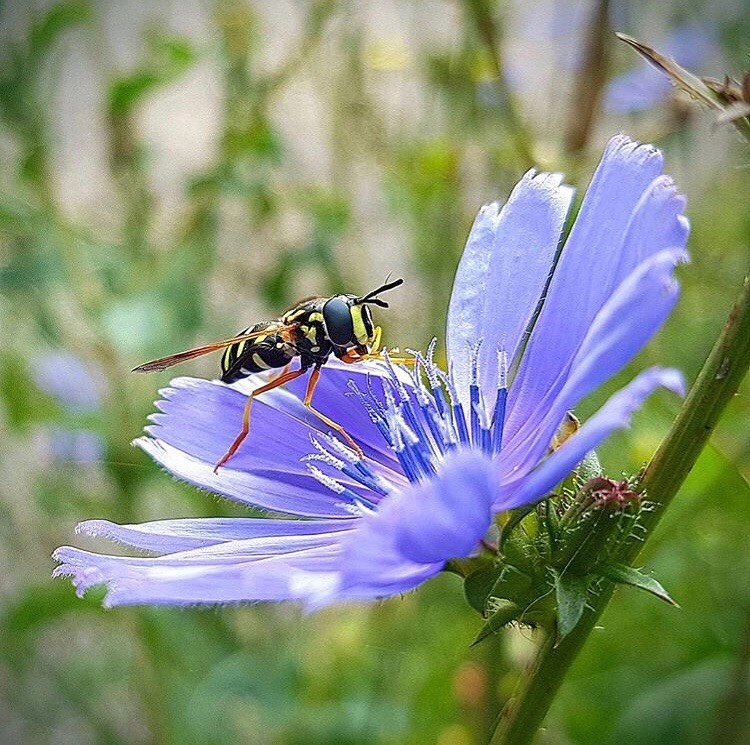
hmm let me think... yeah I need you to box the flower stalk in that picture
[490,273,750,744]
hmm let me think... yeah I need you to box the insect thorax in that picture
[283,299,334,364]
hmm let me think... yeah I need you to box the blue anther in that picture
[452,403,470,445]
[491,387,507,454]
[341,464,387,498]
[419,400,447,455]
[343,487,377,510]
[405,439,436,479]
[432,384,448,418]
[480,425,493,455]
[401,397,428,442]
[470,383,482,447]
[395,444,422,483]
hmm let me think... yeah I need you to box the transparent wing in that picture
[132,325,290,373]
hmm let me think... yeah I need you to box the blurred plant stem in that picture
[564,0,610,158]
[711,609,750,745]
[463,0,535,168]
[490,272,750,743]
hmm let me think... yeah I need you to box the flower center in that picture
[303,341,508,515]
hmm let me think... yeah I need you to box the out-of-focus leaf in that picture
[108,35,196,117]
[1,583,104,665]
[29,2,91,60]
[607,658,733,745]
[0,352,55,430]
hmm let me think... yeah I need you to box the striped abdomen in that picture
[220,323,296,383]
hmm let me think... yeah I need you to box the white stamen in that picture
[497,349,508,389]
[440,366,460,406]
[337,502,365,516]
[382,348,410,402]
[307,465,345,494]
[352,499,377,516]
[470,341,481,386]
[320,433,361,464]
[305,437,346,469]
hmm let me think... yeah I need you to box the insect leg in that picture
[213,366,308,472]
[340,347,415,366]
[303,365,365,459]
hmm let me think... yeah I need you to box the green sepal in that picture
[464,563,502,614]
[490,564,534,604]
[471,599,522,646]
[498,504,536,548]
[594,563,679,607]
[553,570,589,642]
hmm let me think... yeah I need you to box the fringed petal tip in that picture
[606,133,662,164]
[52,548,106,598]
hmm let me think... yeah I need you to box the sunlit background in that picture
[1,0,749,743]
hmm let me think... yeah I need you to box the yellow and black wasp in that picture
[133,278,404,470]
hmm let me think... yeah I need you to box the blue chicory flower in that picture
[33,351,106,413]
[33,351,106,466]
[47,427,105,465]
[54,135,689,609]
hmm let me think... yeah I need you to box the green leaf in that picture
[108,35,196,117]
[489,565,534,603]
[595,563,679,607]
[464,563,501,614]
[553,570,588,642]
[471,599,522,646]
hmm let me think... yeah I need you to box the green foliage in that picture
[595,562,678,607]
[108,35,196,118]
[553,570,589,642]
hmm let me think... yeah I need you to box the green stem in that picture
[489,608,602,745]
[490,274,750,744]
[638,275,750,526]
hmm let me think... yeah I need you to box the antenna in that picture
[355,277,404,308]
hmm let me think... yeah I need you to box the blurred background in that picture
[1,0,749,743]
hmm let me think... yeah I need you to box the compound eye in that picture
[322,296,355,346]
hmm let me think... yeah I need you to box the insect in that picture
[133,278,404,471]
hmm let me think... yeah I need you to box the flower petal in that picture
[447,172,574,406]
[502,248,686,477]
[337,450,497,596]
[138,437,355,519]
[507,136,682,434]
[54,544,341,606]
[76,517,356,553]
[497,367,685,510]
[140,375,395,518]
